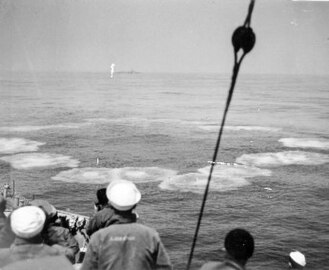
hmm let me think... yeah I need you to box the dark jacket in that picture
[86,206,115,236]
[81,212,172,270]
[0,236,60,267]
[1,255,74,270]
[200,260,246,270]
[0,212,15,248]
[42,224,80,263]
[0,212,6,231]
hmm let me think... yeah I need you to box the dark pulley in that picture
[232,26,256,54]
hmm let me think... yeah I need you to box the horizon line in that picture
[1,70,328,77]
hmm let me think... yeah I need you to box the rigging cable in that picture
[185,1,256,269]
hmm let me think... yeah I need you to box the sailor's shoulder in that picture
[200,261,223,270]
[199,261,242,270]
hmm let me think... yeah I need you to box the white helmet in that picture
[289,250,306,268]
[106,180,141,211]
[10,206,46,239]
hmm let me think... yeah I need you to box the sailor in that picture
[288,250,306,269]
[0,256,74,270]
[0,206,63,267]
[85,188,115,237]
[0,195,15,248]
[81,180,173,270]
[0,195,6,230]
[200,228,254,270]
[30,199,80,264]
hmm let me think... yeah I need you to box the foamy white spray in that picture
[85,117,205,127]
[0,138,45,154]
[198,125,281,132]
[159,164,271,194]
[198,164,272,178]
[0,123,90,133]
[52,167,177,184]
[279,138,329,150]
[236,151,329,167]
[159,173,251,194]
[85,118,281,133]
[110,63,115,78]
[0,153,80,169]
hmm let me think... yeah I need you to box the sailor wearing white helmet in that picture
[81,180,172,270]
[0,195,15,248]
[0,206,62,267]
[288,250,306,269]
[30,199,80,264]
[86,188,115,237]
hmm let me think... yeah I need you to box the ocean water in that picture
[0,72,328,269]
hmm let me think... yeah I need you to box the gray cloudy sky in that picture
[1,0,328,74]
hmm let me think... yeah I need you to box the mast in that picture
[186,1,256,269]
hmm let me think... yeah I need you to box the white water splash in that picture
[85,118,283,135]
[0,123,89,133]
[0,153,79,169]
[279,138,329,150]
[85,117,205,126]
[198,125,281,132]
[110,63,115,78]
[159,173,251,194]
[0,137,45,154]
[159,164,271,194]
[236,151,329,167]
[198,164,272,178]
[52,167,177,184]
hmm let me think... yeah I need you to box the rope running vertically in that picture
[185,1,256,269]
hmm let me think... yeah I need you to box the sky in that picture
[0,0,328,75]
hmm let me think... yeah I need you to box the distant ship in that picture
[111,65,140,77]
[116,70,140,75]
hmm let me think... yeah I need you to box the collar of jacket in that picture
[111,211,137,225]
[13,235,44,246]
[222,259,246,270]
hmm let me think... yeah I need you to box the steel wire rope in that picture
[185,1,256,269]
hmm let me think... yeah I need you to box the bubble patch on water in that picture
[0,137,45,154]
[52,167,177,184]
[198,125,281,132]
[0,153,79,169]
[159,164,271,194]
[86,118,282,135]
[0,123,89,132]
[159,173,250,194]
[2,118,283,136]
[279,138,329,150]
[85,117,206,126]
[236,151,329,167]
[198,164,272,178]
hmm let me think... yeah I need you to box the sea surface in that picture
[0,72,328,269]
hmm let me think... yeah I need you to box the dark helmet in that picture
[224,228,254,261]
[96,188,108,206]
